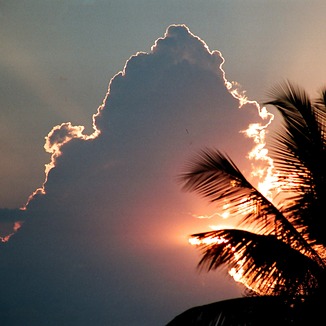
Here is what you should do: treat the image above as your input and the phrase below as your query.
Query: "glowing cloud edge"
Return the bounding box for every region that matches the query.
[17,25,275,248]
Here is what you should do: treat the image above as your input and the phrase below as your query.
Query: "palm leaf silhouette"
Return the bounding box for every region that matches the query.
[266,82,326,248]
[180,81,326,300]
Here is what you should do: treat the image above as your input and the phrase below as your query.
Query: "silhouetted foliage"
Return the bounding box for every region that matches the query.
[171,81,326,324]
[166,294,325,325]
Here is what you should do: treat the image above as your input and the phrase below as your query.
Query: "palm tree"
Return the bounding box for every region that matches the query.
[171,82,326,324]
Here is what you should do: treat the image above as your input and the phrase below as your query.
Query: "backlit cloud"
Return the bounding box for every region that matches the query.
[0,25,271,325]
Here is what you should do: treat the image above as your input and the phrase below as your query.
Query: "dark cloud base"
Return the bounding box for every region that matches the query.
[0,25,265,325]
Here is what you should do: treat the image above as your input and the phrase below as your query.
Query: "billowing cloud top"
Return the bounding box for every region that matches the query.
[0,25,267,325]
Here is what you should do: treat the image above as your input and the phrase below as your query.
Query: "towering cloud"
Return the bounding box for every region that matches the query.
[0,25,267,325]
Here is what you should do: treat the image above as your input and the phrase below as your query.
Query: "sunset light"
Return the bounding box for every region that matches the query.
[187,50,279,260]
[0,221,23,243]
[188,235,227,246]
[2,2,326,324]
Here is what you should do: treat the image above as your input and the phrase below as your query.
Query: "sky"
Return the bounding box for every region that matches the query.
[1,1,326,325]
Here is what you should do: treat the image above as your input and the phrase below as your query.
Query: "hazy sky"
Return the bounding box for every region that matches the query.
[1,1,326,325]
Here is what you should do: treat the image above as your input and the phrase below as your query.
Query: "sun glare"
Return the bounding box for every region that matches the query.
[188,234,228,246]
[187,48,280,289]
[215,45,279,201]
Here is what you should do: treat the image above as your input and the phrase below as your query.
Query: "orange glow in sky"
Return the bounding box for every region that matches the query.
[187,52,280,289]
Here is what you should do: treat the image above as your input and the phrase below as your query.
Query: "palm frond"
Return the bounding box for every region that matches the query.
[266,81,324,169]
[166,296,296,326]
[180,149,323,263]
[266,81,325,185]
[314,95,326,150]
[314,87,326,115]
[166,295,325,326]
[192,229,322,297]
[181,149,276,232]
[265,82,326,247]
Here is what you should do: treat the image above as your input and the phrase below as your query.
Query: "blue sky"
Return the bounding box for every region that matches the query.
[1,1,326,325]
